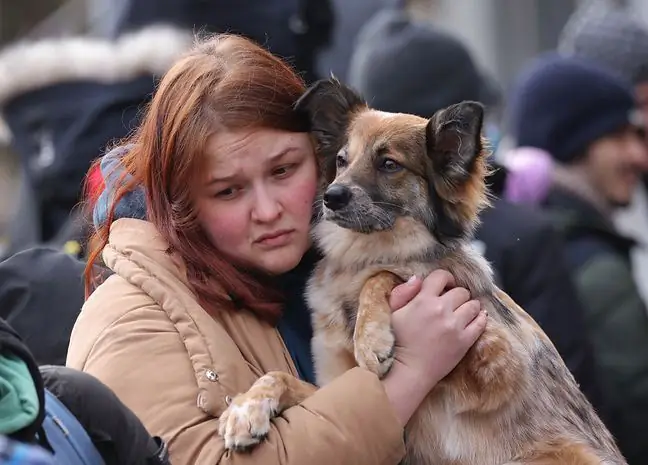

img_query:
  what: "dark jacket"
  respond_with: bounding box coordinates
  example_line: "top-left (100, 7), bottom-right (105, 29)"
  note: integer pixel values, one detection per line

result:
top-left (543, 187), bottom-right (648, 465)
top-left (0, 247), bottom-right (88, 366)
top-left (39, 366), bottom-right (169, 465)
top-left (0, 316), bottom-right (168, 464)
top-left (474, 195), bottom-right (605, 416)
top-left (112, 0), bottom-right (334, 84)
top-left (473, 166), bottom-right (604, 412)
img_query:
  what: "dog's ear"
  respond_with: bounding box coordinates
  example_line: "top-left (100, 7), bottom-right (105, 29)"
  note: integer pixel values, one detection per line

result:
top-left (295, 77), bottom-right (367, 183)
top-left (426, 101), bottom-right (484, 184)
top-left (425, 101), bottom-right (490, 239)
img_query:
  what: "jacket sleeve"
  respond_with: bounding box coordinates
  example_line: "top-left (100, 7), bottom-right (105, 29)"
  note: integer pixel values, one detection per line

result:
top-left (70, 303), bottom-right (406, 465)
top-left (574, 253), bottom-right (648, 464)
top-left (501, 219), bottom-right (604, 411)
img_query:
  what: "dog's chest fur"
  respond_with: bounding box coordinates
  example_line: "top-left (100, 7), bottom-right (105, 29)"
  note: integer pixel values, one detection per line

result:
top-left (306, 217), bottom-right (497, 340)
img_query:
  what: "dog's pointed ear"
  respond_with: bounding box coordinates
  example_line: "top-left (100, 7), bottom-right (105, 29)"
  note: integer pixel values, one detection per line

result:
top-left (425, 101), bottom-right (490, 240)
top-left (426, 101), bottom-right (484, 184)
top-left (294, 76), bottom-right (367, 159)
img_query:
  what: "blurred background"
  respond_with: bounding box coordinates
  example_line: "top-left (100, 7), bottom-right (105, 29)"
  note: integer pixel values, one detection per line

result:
top-left (3, 0), bottom-right (648, 462)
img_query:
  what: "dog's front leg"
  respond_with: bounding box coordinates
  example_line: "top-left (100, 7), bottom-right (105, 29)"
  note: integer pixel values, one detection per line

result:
top-left (354, 271), bottom-right (402, 379)
top-left (218, 371), bottom-right (316, 451)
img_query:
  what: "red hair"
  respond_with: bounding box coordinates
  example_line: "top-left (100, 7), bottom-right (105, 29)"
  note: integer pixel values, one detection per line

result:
top-left (85, 34), bottom-right (309, 322)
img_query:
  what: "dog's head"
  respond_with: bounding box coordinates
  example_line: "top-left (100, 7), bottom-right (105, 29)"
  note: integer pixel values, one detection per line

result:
top-left (295, 77), bottom-right (491, 242)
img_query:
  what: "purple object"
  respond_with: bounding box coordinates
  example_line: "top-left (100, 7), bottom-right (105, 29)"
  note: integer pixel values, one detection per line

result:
top-left (503, 147), bottom-right (554, 206)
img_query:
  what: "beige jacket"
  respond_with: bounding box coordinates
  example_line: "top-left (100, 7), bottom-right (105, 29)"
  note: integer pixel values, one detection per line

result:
top-left (66, 219), bottom-right (406, 465)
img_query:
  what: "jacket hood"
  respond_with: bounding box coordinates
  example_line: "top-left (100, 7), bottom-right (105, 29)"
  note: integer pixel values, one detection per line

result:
top-left (0, 25), bottom-right (192, 145)
top-left (104, 218), bottom-right (190, 291)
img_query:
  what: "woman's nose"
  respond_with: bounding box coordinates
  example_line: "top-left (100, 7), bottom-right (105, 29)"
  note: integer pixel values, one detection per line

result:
top-left (251, 190), bottom-right (282, 223)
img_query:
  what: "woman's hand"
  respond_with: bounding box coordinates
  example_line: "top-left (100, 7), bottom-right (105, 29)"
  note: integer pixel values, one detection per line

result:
top-left (381, 270), bottom-right (487, 426)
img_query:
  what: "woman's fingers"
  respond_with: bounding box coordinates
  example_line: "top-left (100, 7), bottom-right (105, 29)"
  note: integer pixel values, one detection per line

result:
top-left (390, 276), bottom-right (423, 311)
top-left (464, 307), bottom-right (488, 343)
top-left (421, 269), bottom-right (456, 296)
top-left (441, 287), bottom-right (471, 312)
top-left (455, 299), bottom-right (484, 329)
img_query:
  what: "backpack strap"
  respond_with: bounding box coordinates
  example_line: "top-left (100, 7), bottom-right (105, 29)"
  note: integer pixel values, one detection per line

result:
top-left (40, 389), bottom-right (105, 465)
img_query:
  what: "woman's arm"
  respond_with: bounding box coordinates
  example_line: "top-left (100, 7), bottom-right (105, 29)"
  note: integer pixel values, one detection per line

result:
top-left (68, 302), bottom-right (406, 465)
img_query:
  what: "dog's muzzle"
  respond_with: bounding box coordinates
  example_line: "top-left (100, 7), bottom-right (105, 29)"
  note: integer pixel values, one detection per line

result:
top-left (323, 184), bottom-right (352, 211)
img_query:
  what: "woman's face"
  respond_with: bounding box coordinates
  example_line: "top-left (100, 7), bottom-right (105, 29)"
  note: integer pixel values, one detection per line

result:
top-left (196, 127), bottom-right (318, 275)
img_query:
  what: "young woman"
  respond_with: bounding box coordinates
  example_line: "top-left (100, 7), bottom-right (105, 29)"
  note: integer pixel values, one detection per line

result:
top-left (66, 33), bottom-right (487, 465)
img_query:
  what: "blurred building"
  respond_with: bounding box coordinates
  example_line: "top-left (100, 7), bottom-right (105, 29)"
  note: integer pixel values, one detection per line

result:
top-left (417, 0), bottom-right (648, 92)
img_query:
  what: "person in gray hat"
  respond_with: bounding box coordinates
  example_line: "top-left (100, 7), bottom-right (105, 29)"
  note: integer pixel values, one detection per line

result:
top-left (559, 1), bottom-right (648, 121)
top-left (348, 5), bottom-right (498, 117)
top-left (559, 0), bottom-right (648, 317)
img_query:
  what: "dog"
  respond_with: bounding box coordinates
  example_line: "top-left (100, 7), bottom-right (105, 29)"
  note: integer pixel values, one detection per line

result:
top-left (217, 77), bottom-right (626, 465)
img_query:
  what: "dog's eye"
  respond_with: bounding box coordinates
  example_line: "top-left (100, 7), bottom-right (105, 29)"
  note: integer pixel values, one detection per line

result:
top-left (378, 158), bottom-right (402, 173)
top-left (336, 154), bottom-right (348, 169)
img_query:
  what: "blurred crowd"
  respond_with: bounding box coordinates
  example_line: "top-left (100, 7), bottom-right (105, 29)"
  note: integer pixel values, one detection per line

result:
top-left (1, 0), bottom-right (648, 463)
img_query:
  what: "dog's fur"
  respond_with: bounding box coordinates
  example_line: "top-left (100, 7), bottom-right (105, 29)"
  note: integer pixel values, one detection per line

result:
top-left (217, 78), bottom-right (626, 464)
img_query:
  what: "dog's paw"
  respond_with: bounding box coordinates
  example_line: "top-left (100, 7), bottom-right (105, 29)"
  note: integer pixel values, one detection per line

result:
top-left (218, 392), bottom-right (279, 452)
top-left (354, 322), bottom-right (395, 378)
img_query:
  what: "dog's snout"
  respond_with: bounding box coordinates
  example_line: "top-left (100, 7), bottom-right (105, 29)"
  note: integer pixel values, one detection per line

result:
top-left (324, 184), bottom-right (352, 211)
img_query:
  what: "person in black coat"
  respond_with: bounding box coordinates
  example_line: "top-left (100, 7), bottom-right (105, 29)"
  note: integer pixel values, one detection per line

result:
top-left (347, 3), bottom-right (607, 417)
top-left (0, 316), bottom-right (168, 464)
top-left (110, 0), bottom-right (333, 85)
top-left (0, 247), bottom-right (89, 366)
top-left (480, 164), bottom-right (605, 413)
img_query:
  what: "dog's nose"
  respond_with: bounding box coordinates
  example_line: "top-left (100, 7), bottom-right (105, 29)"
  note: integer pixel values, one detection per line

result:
top-left (324, 184), bottom-right (352, 211)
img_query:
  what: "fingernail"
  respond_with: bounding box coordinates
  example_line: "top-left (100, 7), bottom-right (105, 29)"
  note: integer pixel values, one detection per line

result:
top-left (406, 275), bottom-right (417, 285)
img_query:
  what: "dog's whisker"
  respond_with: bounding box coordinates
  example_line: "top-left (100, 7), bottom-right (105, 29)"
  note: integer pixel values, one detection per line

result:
top-left (371, 201), bottom-right (404, 211)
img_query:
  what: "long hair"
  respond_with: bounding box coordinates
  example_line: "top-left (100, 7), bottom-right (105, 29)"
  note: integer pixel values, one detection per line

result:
top-left (85, 34), bottom-right (309, 322)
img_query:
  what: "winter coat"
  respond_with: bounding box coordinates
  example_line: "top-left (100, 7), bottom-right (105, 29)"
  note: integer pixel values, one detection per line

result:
top-left (66, 218), bottom-right (406, 465)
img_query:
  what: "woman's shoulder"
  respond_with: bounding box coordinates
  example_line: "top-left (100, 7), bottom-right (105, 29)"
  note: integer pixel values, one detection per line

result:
top-left (66, 273), bottom-right (249, 458)
top-left (66, 272), bottom-right (174, 369)
top-left (66, 251), bottom-right (262, 388)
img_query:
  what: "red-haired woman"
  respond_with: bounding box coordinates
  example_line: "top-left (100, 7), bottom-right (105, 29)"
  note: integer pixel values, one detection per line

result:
top-left (66, 34), bottom-right (486, 465)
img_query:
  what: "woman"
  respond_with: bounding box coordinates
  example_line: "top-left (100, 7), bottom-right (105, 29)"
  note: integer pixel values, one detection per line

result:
top-left (67, 34), bottom-right (487, 464)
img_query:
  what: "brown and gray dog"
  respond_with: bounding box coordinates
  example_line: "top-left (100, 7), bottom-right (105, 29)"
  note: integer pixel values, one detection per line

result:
top-left (217, 77), bottom-right (626, 465)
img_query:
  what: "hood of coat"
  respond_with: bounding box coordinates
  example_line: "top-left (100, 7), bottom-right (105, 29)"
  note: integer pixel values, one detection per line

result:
top-left (104, 218), bottom-right (191, 292)
top-left (0, 24), bottom-right (193, 146)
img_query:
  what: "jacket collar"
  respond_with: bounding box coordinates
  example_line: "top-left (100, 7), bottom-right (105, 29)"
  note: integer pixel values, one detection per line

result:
top-left (544, 187), bottom-right (636, 255)
top-left (105, 218), bottom-right (190, 288)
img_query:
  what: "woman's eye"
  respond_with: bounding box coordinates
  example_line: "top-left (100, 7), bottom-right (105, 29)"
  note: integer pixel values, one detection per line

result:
top-left (273, 164), bottom-right (295, 178)
top-left (378, 158), bottom-right (402, 173)
top-left (214, 187), bottom-right (239, 199)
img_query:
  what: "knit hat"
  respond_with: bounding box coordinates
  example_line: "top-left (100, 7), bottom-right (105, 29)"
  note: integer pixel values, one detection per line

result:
top-left (559, 1), bottom-right (648, 84)
top-left (347, 9), bottom-right (499, 117)
top-left (508, 53), bottom-right (637, 164)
